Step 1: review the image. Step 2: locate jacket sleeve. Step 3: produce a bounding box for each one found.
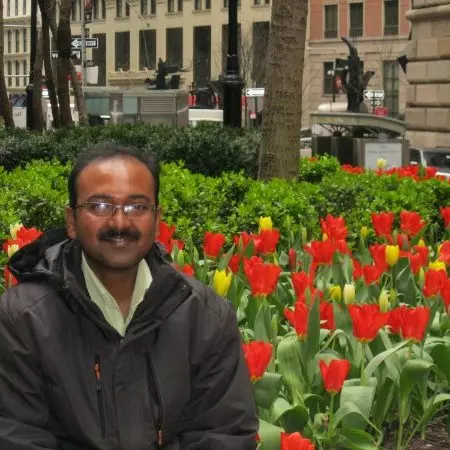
[178,301,258,450]
[0,295,58,449]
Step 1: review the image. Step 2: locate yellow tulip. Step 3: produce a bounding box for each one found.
[429,260,446,271]
[9,222,22,240]
[329,285,342,302]
[377,158,387,169]
[379,290,390,312]
[417,238,426,247]
[343,283,356,305]
[259,216,273,232]
[213,270,232,297]
[360,226,368,239]
[385,245,400,267]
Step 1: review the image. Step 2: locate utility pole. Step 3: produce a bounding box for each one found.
[26,0,37,129]
[220,0,244,128]
[81,0,86,86]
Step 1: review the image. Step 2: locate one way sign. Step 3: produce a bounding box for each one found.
[71,37,99,49]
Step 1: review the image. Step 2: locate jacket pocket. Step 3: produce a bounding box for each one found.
[145,352,164,449]
[94,354,107,439]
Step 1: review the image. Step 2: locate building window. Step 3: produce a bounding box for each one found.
[23,60,27,85]
[15,30,20,53]
[383,60,399,117]
[15,0,18,15]
[7,31,12,53]
[150,0,156,13]
[254,0,270,4]
[224,0,241,6]
[139,29,156,70]
[349,2,363,38]
[166,27,183,67]
[141,0,147,14]
[324,5,338,39]
[384,0,399,35]
[7,61,12,87]
[168,0,174,12]
[323,61,334,95]
[115,31,130,70]
[194,0,200,9]
[23,29,27,52]
[116,0,122,16]
[15,61,20,86]
[7,0,10,16]
[125,0,130,16]
[205,0,210,8]
[93,0,99,19]
[22,0,26,14]
[178,0,183,11]
[102,0,106,18]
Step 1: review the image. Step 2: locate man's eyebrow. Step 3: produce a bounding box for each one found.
[83,194,151,202]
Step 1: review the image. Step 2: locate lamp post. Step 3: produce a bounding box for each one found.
[221,0,243,128]
[26,0,37,129]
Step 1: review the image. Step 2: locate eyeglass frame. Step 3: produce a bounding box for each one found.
[75,201,158,219]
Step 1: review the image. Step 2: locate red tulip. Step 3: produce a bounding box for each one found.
[228,254,241,274]
[352,259,363,280]
[244,259,281,298]
[320,302,335,331]
[348,304,389,343]
[397,233,410,250]
[203,232,226,258]
[440,207,450,227]
[157,221,176,253]
[319,359,351,394]
[440,279,450,311]
[400,211,425,237]
[320,214,348,241]
[438,241,450,265]
[233,232,258,255]
[369,244,388,272]
[242,341,272,383]
[16,226,43,242]
[284,302,309,340]
[413,245,428,266]
[257,229,280,255]
[363,264,382,285]
[176,264,195,277]
[281,432,315,450]
[423,269,447,298]
[387,305,406,335]
[3,266,17,288]
[292,271,315,301]
[305,240,336,266]
[401,251,422,275]
[371,212,394,239]
[400,306,430,343]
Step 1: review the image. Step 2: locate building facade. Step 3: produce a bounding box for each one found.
[2,0,31,98]
[70,0,272,89]
[305,0,411,121]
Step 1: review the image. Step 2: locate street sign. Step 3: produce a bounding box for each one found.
[71,37,99,49]
[245,87,264,97]
[375,106,389,117]
[52,50,81,59]
[364,89,384,100]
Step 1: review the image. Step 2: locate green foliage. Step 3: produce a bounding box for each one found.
[0,123,260,178]
[298,155,341,183]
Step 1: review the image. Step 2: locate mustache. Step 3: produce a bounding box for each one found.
[98,228,141,241]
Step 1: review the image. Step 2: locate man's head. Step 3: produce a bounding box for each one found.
[66,143,161,273]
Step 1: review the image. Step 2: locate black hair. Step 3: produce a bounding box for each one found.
[68,142,160,208]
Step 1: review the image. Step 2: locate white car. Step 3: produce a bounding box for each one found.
[409,146,450,178]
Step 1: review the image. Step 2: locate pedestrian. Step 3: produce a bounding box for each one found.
[0,143,258,449]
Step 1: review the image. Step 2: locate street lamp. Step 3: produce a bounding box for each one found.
[220,0,244,128]
[25,0,38,129]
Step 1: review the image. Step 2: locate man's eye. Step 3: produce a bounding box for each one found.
[90,203,112,212]
[129,204,147,211]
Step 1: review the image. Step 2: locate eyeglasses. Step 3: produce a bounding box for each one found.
[76,202,157,219]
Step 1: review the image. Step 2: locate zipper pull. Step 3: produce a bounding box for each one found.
[157,429,164,446]
[94,355,102,391]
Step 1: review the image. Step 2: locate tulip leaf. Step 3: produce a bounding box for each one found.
[277,334,306,402]
[217,244,235,270]
[254,372,283,410]
[364,340,409,379]
[258,418,283,450]
[335,428,380,450]
[271,397,309,433]
[340,381,377,429]
[421,393,450,429]
[254,300,272,342]
[372,376,396,429]
[429,343,450,384]
[399,359,435,420]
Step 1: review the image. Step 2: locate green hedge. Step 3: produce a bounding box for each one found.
[0,123,260,178]
[1,158,450,247]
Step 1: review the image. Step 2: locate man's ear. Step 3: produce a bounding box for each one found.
[65,206,77,239]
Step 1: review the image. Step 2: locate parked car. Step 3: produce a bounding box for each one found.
[409,146,450,178]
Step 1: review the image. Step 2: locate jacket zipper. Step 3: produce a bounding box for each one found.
[94,355,107,439]
[145,352,164,448]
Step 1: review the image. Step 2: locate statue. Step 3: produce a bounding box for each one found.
[144,58,182,90]
[340,37,375,113]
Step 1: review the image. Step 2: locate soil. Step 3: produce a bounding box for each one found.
[384,420,450,450]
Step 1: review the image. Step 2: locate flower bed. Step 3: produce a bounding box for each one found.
[3,208,450,449]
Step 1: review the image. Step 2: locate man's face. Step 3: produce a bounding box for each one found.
[65,156,160,272]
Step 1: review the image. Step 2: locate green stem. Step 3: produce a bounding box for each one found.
[396,420,404,450]
[328,394,336,443]
[360,342,367,385]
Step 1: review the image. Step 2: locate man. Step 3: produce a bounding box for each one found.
[0,144,258,450]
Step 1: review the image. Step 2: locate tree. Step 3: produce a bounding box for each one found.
[0,0,15,129]
[32,30,44,130]
[258,0,308,181]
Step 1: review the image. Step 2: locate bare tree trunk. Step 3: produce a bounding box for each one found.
[258,0,308,181]
[69,63,87,126]
[32,30,44,131]
[0,0,15,129]
[56,0,73,127]
[42,18,61,128]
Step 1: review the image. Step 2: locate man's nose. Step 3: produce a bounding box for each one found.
[108,206,131,228]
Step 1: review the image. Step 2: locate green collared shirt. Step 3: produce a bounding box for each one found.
[81,253,152,337]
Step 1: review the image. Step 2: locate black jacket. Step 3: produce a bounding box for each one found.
[0,230,258,450]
